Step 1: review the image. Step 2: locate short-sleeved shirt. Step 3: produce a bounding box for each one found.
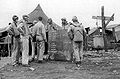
[45,23,57,32]
[32,21,46,41]
[18,21,31,36]
[62,24,70,30]
[7,22,20,37]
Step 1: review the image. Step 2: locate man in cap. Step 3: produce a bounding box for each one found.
[61,18,70,30]
[45,18,57,55]
[46,18,57,31]
[68,16,84,67]
[61,17,73,61]
[32,16,46,63]
[7,15,21,66]
[18,15,31,66]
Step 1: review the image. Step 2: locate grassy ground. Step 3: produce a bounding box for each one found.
[0,51,120,79]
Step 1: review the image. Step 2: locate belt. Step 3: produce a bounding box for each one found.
[14,34,20,38]
[36,40,44,42]
[36,34,41,36]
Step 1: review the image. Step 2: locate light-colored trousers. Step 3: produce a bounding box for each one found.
[31,42,36,59]
[73,41,83,62]
[21,36,29,65]
[36,41,45,61]
[11,37,21,64]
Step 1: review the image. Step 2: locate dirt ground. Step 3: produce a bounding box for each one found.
[1,52,120,79]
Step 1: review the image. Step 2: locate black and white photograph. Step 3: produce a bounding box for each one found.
[0,0,120,79]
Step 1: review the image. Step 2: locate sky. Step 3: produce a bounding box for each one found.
[0,0,120,29]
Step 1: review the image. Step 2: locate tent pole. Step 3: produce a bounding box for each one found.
[8,33,10,57]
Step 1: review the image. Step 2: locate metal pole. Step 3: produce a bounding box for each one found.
[101,6,107,52]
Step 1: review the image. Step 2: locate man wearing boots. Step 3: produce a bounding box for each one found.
[32,16,46,63]
[68,16,84,68]
[18,15,31,66]
[7,15,21,66]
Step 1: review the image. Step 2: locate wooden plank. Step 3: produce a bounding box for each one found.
[92,16,114,21]
[105,14,114,27]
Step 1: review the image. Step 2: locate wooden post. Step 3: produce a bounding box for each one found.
[112,28,117,42]
[101,6,107,52]
[85,27,90,51]
[112,28,117,50]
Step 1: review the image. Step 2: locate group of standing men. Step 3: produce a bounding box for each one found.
[61,16,84,67]
[6,14,84,68]
[7,15,47,67]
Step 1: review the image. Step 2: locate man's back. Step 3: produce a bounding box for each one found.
[33,21,43,35]
[32,21,46,41]
[72,22,84,42]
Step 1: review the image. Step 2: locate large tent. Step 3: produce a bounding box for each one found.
[28,4,61,30]
[28,4,73,61]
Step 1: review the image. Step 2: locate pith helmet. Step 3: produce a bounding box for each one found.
[72,16,78,21]
[61,17,66,21]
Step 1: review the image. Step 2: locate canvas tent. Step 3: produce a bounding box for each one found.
[28,4,61,30]
[28,4,74,61]
[28,4,48,25]
[0,26,11,43]
[0,26,11,57]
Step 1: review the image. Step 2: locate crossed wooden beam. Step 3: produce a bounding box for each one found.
[92,6,115,51]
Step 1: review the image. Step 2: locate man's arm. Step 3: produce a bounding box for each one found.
[45,24,49,32]
[52,25,57,30]
[81,25,85,34]
[7,28,14,35]
[32,25,36,37]
[6,24,15,35]
[52,24,57,30]
[42,25,46,41]
[17,23,24,34]
[67,25,73,32]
